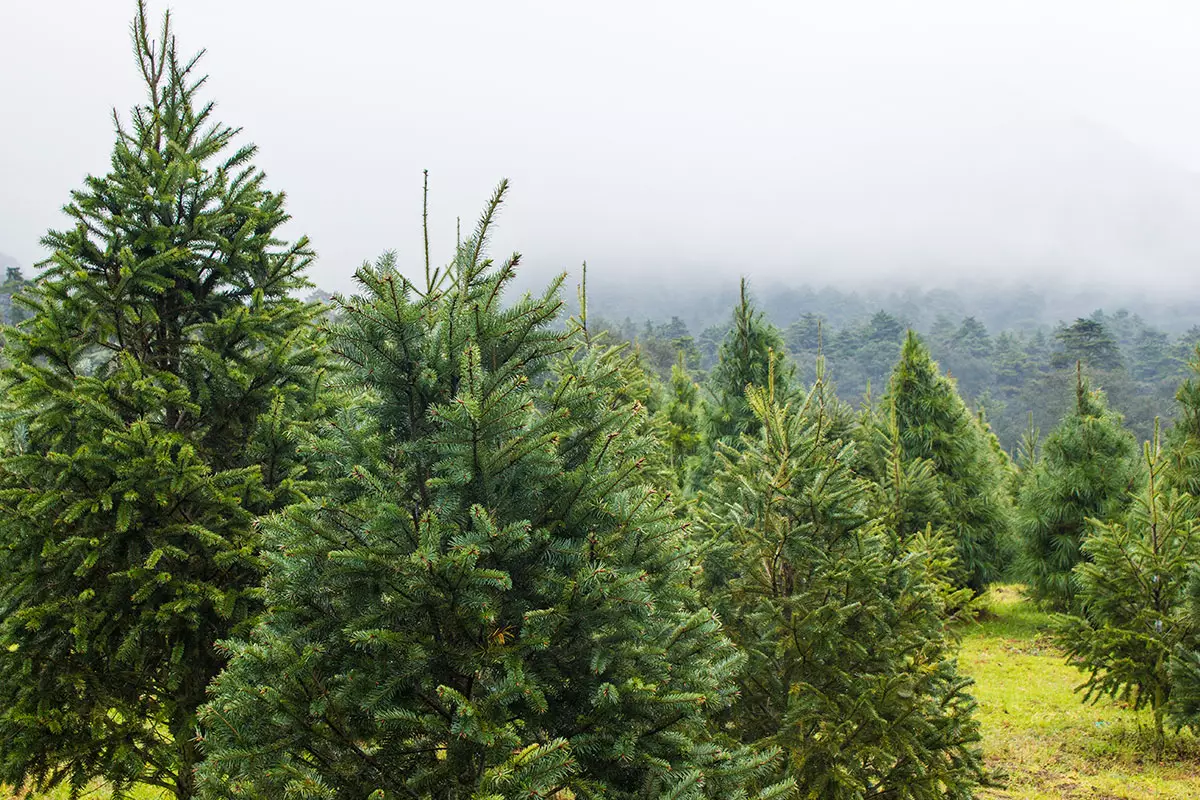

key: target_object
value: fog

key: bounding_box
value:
[4,1,1200,295]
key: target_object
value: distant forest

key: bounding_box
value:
[571,279,1200,451]
[10,259,1194,452]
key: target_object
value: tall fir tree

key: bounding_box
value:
[882,332,1013,592]
[699,279,792,484]
[696,359,984,798]
[1156,349,1200,736]
[661,352,705,493]
[1054,424,1200,750]
[857,397,950,551]
[0,5,322,798]
[197,185,790,800]
[1166,346,1200,496]
[1016,367,1138,611]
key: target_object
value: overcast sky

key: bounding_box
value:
[4,1,1200,292]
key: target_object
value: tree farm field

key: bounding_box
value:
[962,585,1200,799]
[2,584,1195,800]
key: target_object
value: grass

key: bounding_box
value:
[961,584,1200,799]
[8,584,1200,799]
[4,785,166,800]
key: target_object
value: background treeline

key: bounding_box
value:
[589,299,1200,451]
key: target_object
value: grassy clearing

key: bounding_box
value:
[9,583,1200,799]
[962,584,1200,799]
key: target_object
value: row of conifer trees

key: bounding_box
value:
[3,4,1200,799]
[1015,362,1200,751]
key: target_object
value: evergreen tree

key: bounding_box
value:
[1055,425,1200,750]
[198,185,789,799]
[697,361,983,798]
[1051,318,1123,372]
[883,332,1013,592]
[0,5,321,798]
[1016,368,1138,611]
[661,352,704,493]
[1166,347,1200,496]
[857,398,950,549]
[783,312,822,355]
[0,265,32,326]
[699,279,792,484]
[705,279,792,444]
[1160,351,1200,736]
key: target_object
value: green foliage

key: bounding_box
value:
[197,185,788,800]
[1166,347,1200,496]
[696,364,984,798]
[0,5,322,798]
[661,353,704,493]
[1016,370,1138,611]
[882,332,1014,592]
[0,265,32,326]
[704,279,793,453]
[1054,427,1200,749]
[1160,352,1200,736]
[857,398,950,549]
[1051,318,1124,372]
[590,284,1200,452]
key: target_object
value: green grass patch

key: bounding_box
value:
[3,787,166,800]
[962,584,1200,799]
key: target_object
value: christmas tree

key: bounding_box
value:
[696,358,984,798]
[1166,347,1200,496]
[1017,366,1138,611]
[0,4,322,797]
[198,184,789,799]
[661,352,705,493]
[701,279,792,469]
[1055,424,1200,751]
[881,332,1013,592]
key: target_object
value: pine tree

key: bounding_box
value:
[1014,413,1040,485]
[705,279,792,446]
[0,265,32,326]
[698,279,792,486]
[661,352,704,493]
[0,5,321,798]
[197,185,790,800]
[883,331,1013,592]
[1166,346,1200,496]
[1016,367,1138,611]
[696,359,984,798]
[857,396,950,550]
[1156,350,1200,736]
[1055,424,1200,751]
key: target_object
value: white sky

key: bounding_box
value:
[4,1,1200,292]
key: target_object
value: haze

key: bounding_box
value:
[4,1,1200,295]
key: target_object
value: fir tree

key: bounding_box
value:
[1155,351,1200,736]
[661,352,704,493]
[697,359,984,798]
[1166,346,1200,496]
[1055,424,1200,750]
[1051,318,1123,372]
[882,332,1013,592]
[0,265,32,326]
[1014,413,1040,483]
[705,279,792,445]
[857,396,950,550]
[699,279,792,484]
[0,5,321,798]
[197,185,789,800]
[1016,367,1138,611]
